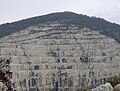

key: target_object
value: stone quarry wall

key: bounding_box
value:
[0,23,120,91]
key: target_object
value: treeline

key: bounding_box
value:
[0,12,120,42]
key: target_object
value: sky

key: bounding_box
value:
[0,0,120,24]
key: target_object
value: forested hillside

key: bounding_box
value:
[0,12,120,42]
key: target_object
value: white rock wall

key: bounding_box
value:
[0,23,120,91]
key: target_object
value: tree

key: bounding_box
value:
[0,57,13,91]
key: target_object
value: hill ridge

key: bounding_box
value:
[0,11,120,43]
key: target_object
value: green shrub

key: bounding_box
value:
[107,74,120,87]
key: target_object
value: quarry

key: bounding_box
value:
[0,23,120,91]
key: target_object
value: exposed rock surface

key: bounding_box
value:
[0,23,120,91]
[89,83,113,91]
[113,84,120,91]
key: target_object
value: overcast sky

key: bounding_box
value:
[0,0,120,24]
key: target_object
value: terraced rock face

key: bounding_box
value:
[0,23,120,91]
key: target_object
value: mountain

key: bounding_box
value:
[0,12,120,43]
[1,12,120,91]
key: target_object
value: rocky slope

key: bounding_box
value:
[0,23,120,91]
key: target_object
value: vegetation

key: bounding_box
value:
[107,74,120,87]
[0,58,13,91]
[0,12,120,43]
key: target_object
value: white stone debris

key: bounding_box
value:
[113,84,120,91]
[89,83,113,91]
